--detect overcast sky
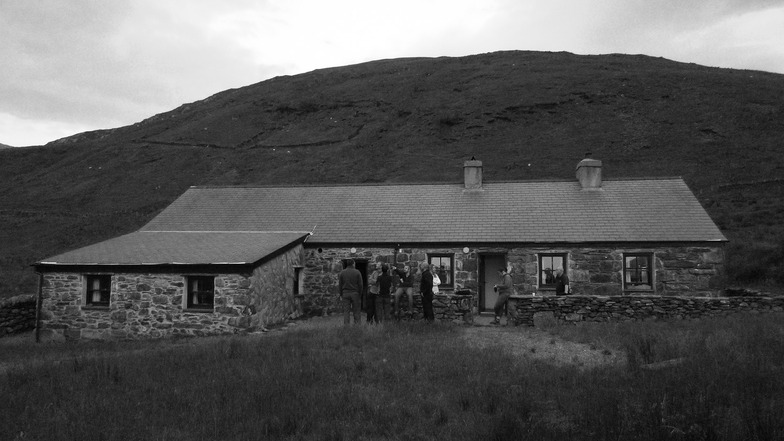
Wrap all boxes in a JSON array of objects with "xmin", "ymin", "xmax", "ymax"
[{"xmin": 2, "ymin": 0, "xmax": 783, "ymax": 147}]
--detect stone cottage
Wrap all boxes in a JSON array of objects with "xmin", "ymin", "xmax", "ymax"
[{"xmin": 35, "ymin": 156, "xmax": 727, "ymax": 339}]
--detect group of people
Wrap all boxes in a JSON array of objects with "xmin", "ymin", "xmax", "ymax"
[
  {"xmin": 338, "ymin": 259, "xmax": 570, "ymax": 326},
  {"xmin": 337, "ymin": 260, "xmax": 439, "ymax": 325}
]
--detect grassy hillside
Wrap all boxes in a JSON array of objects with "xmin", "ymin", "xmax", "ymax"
[{"xmin": 1, "ymin": 50, "xmax": 783, "ymax": 297}]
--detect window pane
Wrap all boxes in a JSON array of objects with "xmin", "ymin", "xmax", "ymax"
[
  {"xmin": 625, "ymin": 255, "xmax": 652, "ymax": 288},
  {"xmin": 188, "ymin": 276, "xmax": 214, "ymax": 308},
  {"xmin": 86, "ymin": 275, "xmax": 110, "ymax": 305},
  {"xmin": 539, "ymin": 254, "xmax": 565, "ymax": 286},
  {"xmin": 428, "ymin": 255, "xmax": 453, "ymax": 286}
]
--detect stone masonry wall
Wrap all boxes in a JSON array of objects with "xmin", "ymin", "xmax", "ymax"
[
  {"xmin": 508, "ymin": 294, "xmax": 784, "ymax": 326},
  {"xmin": 507, "ymin": 245, "xmax": 724, "ymax": 297},
  {"xmin": 302, "ymin": 244, "xmax": 725, "ymax": 317},
  {"xmin": 302, "ymin": 246, "xmax": 479, "ymax": 315},
  {"xmin": 38, "ymin": 246, "xmax": 303, "ymax": 340},
  {"xmin": 0, "ymin": 294, "xmax": 36, "ymax": 337},
  {"xmin": 39, "ymin": 272, "xmax": 253, "ymax": 340},
  {"xmin": 245, "ymin": 245, "xmax": 305, "ymax": 328}
]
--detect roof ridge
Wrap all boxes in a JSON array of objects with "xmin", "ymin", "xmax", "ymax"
[
  {"xmin": 187, "ymin": 176, "xmax": 684, "ymax": 190},
  {"xmin": 140, "ymin": 230, "xmax": 312, "ymax": 234}
]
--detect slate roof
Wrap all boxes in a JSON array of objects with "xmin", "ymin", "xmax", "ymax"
[
  {"xmin": 38, "ymin": 231, "xmax": 309, "ymax": 266},
  {"xmin": 139, "ymin": 178, "xmax": 726, "ymax": 244}
]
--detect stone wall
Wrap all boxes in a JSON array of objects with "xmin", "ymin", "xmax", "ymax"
[
  {"xmin": 302, "ymin": 246, "xmax": 480, "ymax": 315},
  {"xmin": 0, "ymin": 294, "xmax": 36, "ymax": 337},
  {"xmin": 507, "ymin": 245, "xmax": 724, "ymax": 297},
  {"xmin": 39, "ymin": 272, "xmax": 253, "ymax": 340},
  {"xmin": 508, "ymin": 294, "xmax": 784, "ymax": 326},
  {"xmin": 301, "ymin": 244, "xmax": 725, "ymax": 316},
  {"xmin": 246, "ymin": 245, "xmax": 305, "ymax": 328},
  {"xmin": 38, "ymin": 245, "xmax": 304, "ymax": 340}
]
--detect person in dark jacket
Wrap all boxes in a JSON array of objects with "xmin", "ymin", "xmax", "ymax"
[
  {"xmin": 366, "ymin": 263, "xmax": 381, "ymax": 324},
  {"xmin": 492, "ymin": 267, "xmax": 518, "ymax": 325},
  {"xmin": 376, "ymin": 265, "xmax": 393, "ymax": 322},
  {"xmin": 338, "ymin": 259, "xmax": 364, "ymax": 324},
  {"xmin": 418, "ymin": 262, "xmax": 435, "ymax": 322},
  {"xmin": 393, "ymin": 265, "xmax": 415, "ymax": 318}
]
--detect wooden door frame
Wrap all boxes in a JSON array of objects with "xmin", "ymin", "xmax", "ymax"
[{"xmin": 478, "ymin": 253, "xmax": 506, "ymax": 313}]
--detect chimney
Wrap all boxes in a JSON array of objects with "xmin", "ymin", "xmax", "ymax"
[
  {"xmin": 463, "ymin": 157, "xmax": 483, "ymax": 190},
  {"xmin": 576, "ymin": 153, "xmax": 602, "ymax": 189}
]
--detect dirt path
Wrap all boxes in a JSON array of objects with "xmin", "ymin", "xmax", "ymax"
[{"xmin": 459, "ymin": 324, "xmax": 625, "ymax": 369}]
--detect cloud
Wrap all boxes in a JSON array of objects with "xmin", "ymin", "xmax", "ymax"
[
  {"xmin": 1, "ymin": 0, "xmax": 783, "ymax": 146},
  {"xmin": 0, "ymin": 0, "xmax": 269, "ymax": 136},
  {"xmin": 0, "ymin": 112, "xmax": 94, "ymax": 147}
]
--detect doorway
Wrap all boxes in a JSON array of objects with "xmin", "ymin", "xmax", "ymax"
[{"xmin": 479, "ymin": 254, "xmax": 506, "ymax": 312}]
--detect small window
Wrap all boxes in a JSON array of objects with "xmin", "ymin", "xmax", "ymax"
[
  {"xmin": 539, "ymin": 254, "xmax": 567, "ymax": 288},
  {"xmin": 85, "ymin": 275, "xmax": 111, "ymax": 306},
  {"xmin": 624, "ymin": 254, "xmax": 653, "ymax": 290},
  {"xmin": 293, "ymin": 267, "xmax": 303, "ymax": 296},
  {"xmin": 186, "ymin": 276, "xmax": 215, "ymax": 310},
  {"xmin": 428, "ymin": 254, "xmax": 454, "ymax": 289}
]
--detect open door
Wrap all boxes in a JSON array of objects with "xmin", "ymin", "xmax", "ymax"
[{"xmin": 479, "ymin": 254, "xmax": 506, "ymax": 312}]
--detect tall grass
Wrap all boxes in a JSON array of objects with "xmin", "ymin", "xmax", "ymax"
[
  {"xmin": 548, "ymin": 313, "xmax": 784, "ymax": 440},
  {"xmin": 3, "ymin": 315, "xmax": 783, "ymax": 440}
]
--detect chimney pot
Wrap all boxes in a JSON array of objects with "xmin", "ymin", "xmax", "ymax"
[{"xmin": 576, "ymin": 156, "xmax": 602, "ymax": 189}]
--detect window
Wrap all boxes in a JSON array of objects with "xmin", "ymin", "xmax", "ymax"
[
  {"xmin": 624, "ymin": 254, "xmax": 653, "ymax": 290},
  {"xmin": 428, "ymin": 254, "xmax": 454, "ymax": 288},
  {"xmin": 186, "ymin": 276, "xmax": 215, "ymax": 310},
  {"xmin": 539, "ymin": 254, "xmax": 566, "ymax": 288},
  {"xmin": 85, "ymin": 275, "xmax": 111, "ymax": 306},
  {"xmin": 293, "ymin": 267, "xmax": 303, "ymax": 296}
]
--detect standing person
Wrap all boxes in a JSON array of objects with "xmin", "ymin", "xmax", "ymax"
[
  {"xmin": 430, "ymin": 264, "xmax": 441, "ymax": 294},
  {"xmin": 492, "ymin": 267, "xmax": 518, "ymax": 325},
  {"xmin": 419, "ymin": 262, "xmax": 435, "ymax": 322},
  {"xmin": 366, "ymin": 263, "xmax": 381, "ymax": 324},
  {"xmin": 555, "ymin": 267, "xmax": 570, "ymax": 295},
  {"xmin": 376, "ymin": 265, "xmax": 393, "ymax": 322},
  {"xmin": 338, "ymin": 259, "xmax": 364, "ymax": 325},
  {"xmin": 393, "ymin": 265, "xmax": 415, "ymax": 318}
]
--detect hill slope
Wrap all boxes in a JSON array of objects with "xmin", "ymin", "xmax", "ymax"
[{"xmin": 2, "ymin": 51, "xmax": 783, "ymax": 296}]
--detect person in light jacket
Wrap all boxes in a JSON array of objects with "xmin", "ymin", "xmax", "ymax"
[{"xmin": 555, "ymin": 267, "xmax": 570, "ymax": 295}]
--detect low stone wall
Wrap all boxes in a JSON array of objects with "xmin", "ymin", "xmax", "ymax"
[
  {"xmin": 509, "ymin": 294, "xmax": 784, "ymax": 326},
  {"xmin": 0, "ymin": 294, "xmax": 36, "ymax": 337},
  {"xmin": 396, "ymin": 293, "xmax": 473, "ymax": 321}
]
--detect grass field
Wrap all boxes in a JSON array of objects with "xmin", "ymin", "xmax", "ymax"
[{"xmin": 2, "ymin": 313, "xmax": 783, "ymax": 440}]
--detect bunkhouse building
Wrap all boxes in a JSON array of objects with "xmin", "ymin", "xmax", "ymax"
[{"xmin": 34, "ymin": 157, "xmax": 728, "ymax": 340}]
